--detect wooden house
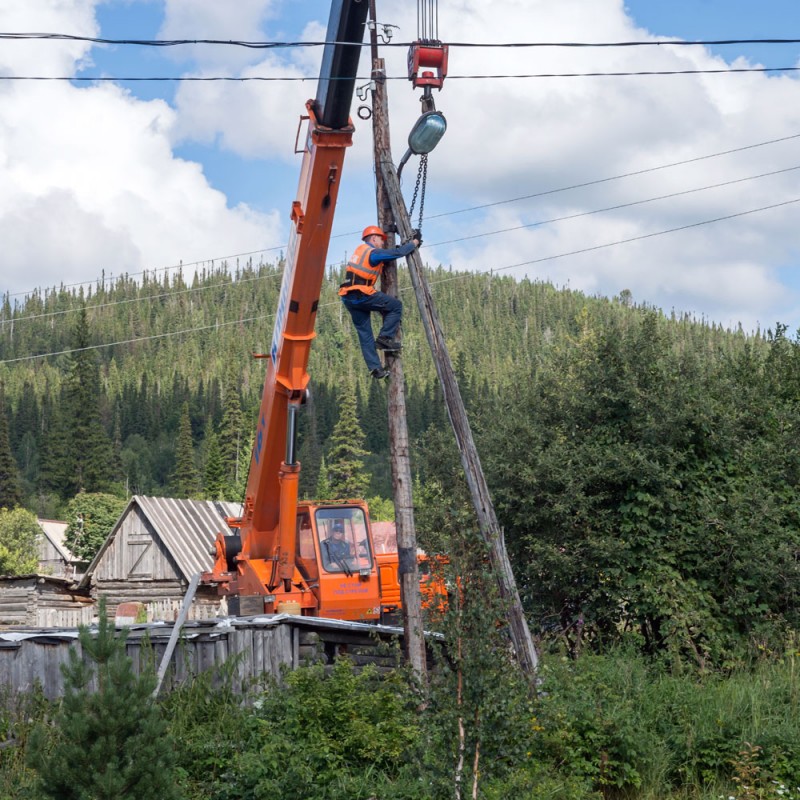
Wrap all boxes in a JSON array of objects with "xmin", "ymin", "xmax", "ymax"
[
  {"xmin": 36, "ymin": 519, "xmax": 85, "ymax": 580},
  {"xmin": 79, "ymin": 496, "xmax": 241, "ymax": 621}
]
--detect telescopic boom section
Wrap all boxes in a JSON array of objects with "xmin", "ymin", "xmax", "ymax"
[{"xmin": 232, "ymin": 0, "xmax": 368, "ymax": 597}]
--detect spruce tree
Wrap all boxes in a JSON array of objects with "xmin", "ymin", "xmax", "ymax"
[
  {"xmin": 11, "ymin": 380, "xmax": 38, "ymax": 456},
  {"xmin": 218, "ymin": 368, "xmax": 244, "ymax": 495},
  {"xmin": 297, "ymin": 396, "xmax": 323, "ymax": 499},
  {"xmin": 326, "ymin": 388, "xmax": 370, "ymax": 500},
  {"xmin": 315, "ymin": 455, "xmax": 332, "ymax": 500},
  {"xmin": 0, "ymin": 385, "xmax": 23, "ymax": 509},
  {"xmin": 38, "ymin": 392, "xmax": 72, "ymax": 498},
  {"xmin": 170, "ymin": 401, "xmax": 199, "ymax": 497},
  {"xmin": 203, "ymin": 424, "xmax": 226, "ymax": 499},
  {"xmin": 363, "ymin": 377, "xmax": 389, "ymax": 453},
  {"xmin": 64, "ymin": 308, "xmax": 114, "ymax": 494},
  {"xmin": 28, "ymin": 598, "xmax": 180, "ymax": 800}
]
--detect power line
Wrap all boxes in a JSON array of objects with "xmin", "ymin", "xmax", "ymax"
[
  {"xmin": 12, "ymin": 162, "xmax": 794, "ymax": 324},
  {"xmin": 3, "ymin": 196, "xmax": 796, "ymax": 365},
  {"xmin": 428, "ymin": 197, "xmax": 800, "ymax": 284},
  {"xmin": 3, "ymin": 33, "xmax": 800, "ymax": 48},
  {"xmin": 3, "ymin": 65, "xmax": 800, "ymax": 81},
  {"xmin": 8, "ymin": 246, "xmax": 285, "ymax": 299},
  {"xmin": 427, "ymin": 164, "xmax": 800, "ymax": 248},
  {"xmin": 426, "ymin": 132, "xmax": 800, "ymax": 220},
  {"xmin": 0, "ymin": 312, "xmax": 275, "ymax": 365},
  {"xmin": 7, "ymin": 270, "xmax": 285, "ymax": 324},
  {"xmin": 7, "ymin": 131, "xmax": 800, "ymax": 303}
]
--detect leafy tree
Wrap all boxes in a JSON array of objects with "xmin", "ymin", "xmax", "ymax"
[
  {"xmin": 366, "ymin": 495, "xmax": 394, "ymax": 522},
  {"xmin": 27, "ymin": 598, "xmax": 181, "ymax": 800},
  {"xmin": 170, "ymin": 402, "xmax": 199, "ymax": 497},
  {"xmin": 64, "ymin": 492, "xmax": 127, "ymax": 562},
  {"xmin": 325, "ymin": 387, "xmax": 370, "ymax": 500},
  {"xmin": 0, "ymin": 384, "xmax": 22, "ymax": 510},
  {"xmin": 0, "ymin": 507, "xmax": 40, "ymax": 575}
]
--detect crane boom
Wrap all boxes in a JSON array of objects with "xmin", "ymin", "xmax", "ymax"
[{"xmin": 205, "ymin": 0, "xmax": 370, "ymax": 611}]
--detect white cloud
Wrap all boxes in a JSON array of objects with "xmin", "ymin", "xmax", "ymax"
[
  {"xmin": 369, "ymin": 0, "xmax": 800, "ymax": 331},
  {"xmin": 168, "ymin": 18, "xmax": 328, "ymax": 160},
  {"xmin": 0, "ymin": 0, "xmax": 97, "ymax": 75},
  {"xmin": 158, "ymin": 0, "xmax": 279, "ymax": 70},
  {"xmin": 3, "ymin": 0, "xmax": 800, "ymax": 332},
  {"xmin": 0, "ymin": 1, "xmax": 280, "ymax": 298}
]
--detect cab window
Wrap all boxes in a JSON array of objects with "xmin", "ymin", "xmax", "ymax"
[{"xmin": 316, "ymin": 508, "xmax": 373, "ymax": 574}]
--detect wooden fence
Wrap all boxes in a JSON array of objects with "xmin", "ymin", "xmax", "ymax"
[{"xmin": 0, "ymin": 615, "xmax": 410, "ymax": 700}]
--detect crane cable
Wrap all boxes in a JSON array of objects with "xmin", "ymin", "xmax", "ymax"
[{"xmin": 417, "ymin": 0, "xmax": 439, "ymax": 42}]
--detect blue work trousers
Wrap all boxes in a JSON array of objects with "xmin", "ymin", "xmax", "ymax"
[{"xmin": 341, "ymin": 290, "xmax": 402, "ymax": 372}]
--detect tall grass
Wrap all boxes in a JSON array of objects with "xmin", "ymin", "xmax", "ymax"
[
  {"xmin": 534, "ymin": 646, "xmax": 800, "ymax": 798},
  {"xmin": 0, "ymin": 647, "xmax": 797, "ymax": 798}
]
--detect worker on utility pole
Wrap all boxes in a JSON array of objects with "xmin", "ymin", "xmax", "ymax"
[{"xmin": 338, "ymin": 225, "xmax": 421, "ymax": 379}]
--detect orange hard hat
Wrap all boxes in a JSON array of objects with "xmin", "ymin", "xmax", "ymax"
[{"xmin": 362, "ymin": 225, "xmax": 387, "ymax": 241}]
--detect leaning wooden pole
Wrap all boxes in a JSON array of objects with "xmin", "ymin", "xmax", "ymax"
[
  {"xmin": 368, "ymin": 7, "xmax": 427, "ymax": 682},
  {"xmin": 379, "ymin": 158, "xmax": 540, "ymax": 681}
]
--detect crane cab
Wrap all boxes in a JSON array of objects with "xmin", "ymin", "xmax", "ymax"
[
  {"xmin": 206, "ymin": 501, "xmax": 385, "ymax": 621},
  {"xmin": 295, "ymin": 502, "xmax": 383, "ymax": 621}
]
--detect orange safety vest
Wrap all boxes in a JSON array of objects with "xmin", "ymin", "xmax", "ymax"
[{"xmin": 338, "ymin": 243, "xmax": 385, "ymax": 296}]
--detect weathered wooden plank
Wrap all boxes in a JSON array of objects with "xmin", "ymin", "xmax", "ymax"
[
  {"xmin": 253, "ymin": 628, "xmax": 264, "ymax": 679},
  {"xmin": 0, "ymin": 618, "xmax": 434, "ymax": 699}
]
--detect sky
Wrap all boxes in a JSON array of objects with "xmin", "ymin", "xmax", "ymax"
[{"xmin": 1, "ymin": 0, "xmax": 800, "ymax": 334}]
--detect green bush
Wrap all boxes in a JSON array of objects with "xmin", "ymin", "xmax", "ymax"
[{"xmin": 207, "ymin": 660, "xmax": 421, "ymax": 800}]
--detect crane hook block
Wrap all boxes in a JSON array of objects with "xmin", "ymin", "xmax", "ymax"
[{"xmin": 408, "ymin": 40, "xmax": 449, "ymax": 90}]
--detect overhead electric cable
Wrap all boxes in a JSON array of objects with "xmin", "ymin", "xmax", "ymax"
[
  {"xmin": 426, "ymin": 164, "xmax": 800, "ymax": 248},
  {"xmin": 428, "ymin": 197, "xmax": 800, "ymax": 285},
  {"xmin": 3, "ymin": 65, "xmax": 800, "ymax": 81},
  {"xmin": 0, "ymin": 312, "xmax": 276, "ymax": 365},
  {"xmin": 7, "ymin": 270, "xmax": 285, "ymax": 324},
  {"xmin": 8, "ymin": 244, "xmax": 286, "ymax": 299},
  {"xmin": 3, "ymin": 32, "xmax": 800, "ymax": 48},
  {"xmin": 425, "ymin": 132, "xmax": 800, "ymax": 220},
  {"xmin": 3, "ymin": 196, "xmax": 797, "ymax": 365},
  {"xmin": 6, "ymin": 131, "xmax": 800, "ymax": 302}
]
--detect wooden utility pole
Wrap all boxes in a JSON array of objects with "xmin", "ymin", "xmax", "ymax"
[
  {"xmin": 378, "ymin": 158, "xmax": 540, "ymax": 682},
  {"xmin": 368, "ymin": 1, "xmax": 427, "ymax": 681}
]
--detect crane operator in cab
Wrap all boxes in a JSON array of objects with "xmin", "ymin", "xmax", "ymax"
[{"xmin": 338, "ymin": 226, "xmax": 421, "ymax": 380}]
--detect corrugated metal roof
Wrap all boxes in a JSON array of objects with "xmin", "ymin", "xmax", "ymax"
[{"xmin": 80, "ymin": 496, "xmax": 241, "ymax": 587}]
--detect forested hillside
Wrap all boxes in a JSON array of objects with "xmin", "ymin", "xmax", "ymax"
[
  {"xmin": 3, "ymin": 258, "xmax": 800, "ymax": 665},
  {"xmin": 0, "ymin": 258, "xmax": 754, "ymax": 506},
  {"xmin": 4, "ymin": 260, "xmax": 800, "ymax": 795}
]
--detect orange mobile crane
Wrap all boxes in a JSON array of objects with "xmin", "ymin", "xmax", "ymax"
[{"xmin": 203, "ymin": 0, "xmax": 396, "ymax": 622}]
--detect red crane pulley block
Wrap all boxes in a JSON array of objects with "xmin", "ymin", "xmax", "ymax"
[{"xmin": 407, "ymin": 40, "xmax": 449, "ymax": 90}]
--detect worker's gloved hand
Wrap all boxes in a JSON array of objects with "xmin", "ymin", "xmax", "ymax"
[{"xmin": 410, "ymin": 229, "xmax": 422, "ymax": 246}]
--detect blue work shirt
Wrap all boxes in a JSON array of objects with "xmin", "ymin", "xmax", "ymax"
[{"xmin": 368, "ymin": 241, "xmax": 417, "ymax": 266}]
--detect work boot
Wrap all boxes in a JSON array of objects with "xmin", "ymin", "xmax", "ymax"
[
  {"xmin": 375, "ymin": 335, "xmax": 402, "ymax": 353},
  {"xmin": 371, "ymin": 367, "xmax": 390, "ymax": 380}
]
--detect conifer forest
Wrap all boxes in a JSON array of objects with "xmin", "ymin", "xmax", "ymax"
[{"xmin": 2, "ymin": 260, "xmax": 800, "ymax": 797}]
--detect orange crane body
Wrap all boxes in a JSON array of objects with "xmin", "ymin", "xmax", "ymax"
[
  {"xmin": 203, "ymin": 0, "xmax": 449, "ymax": 624},
  {"xmin": 203, "ymin": 0, "xmax": 396, "ymax": 622}
]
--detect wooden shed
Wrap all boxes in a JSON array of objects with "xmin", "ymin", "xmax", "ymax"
[
  {"xmin": 0, "ymin": 575, "xmax": 93, "ymax": 628},
  {"xmin": 79, "ymin": 496, "xmax": 241, "ymax": 621}
]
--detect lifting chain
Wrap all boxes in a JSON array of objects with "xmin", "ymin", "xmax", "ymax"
[{"xmin": 407, "ymin": 153, "xmax": 428, "ymax": 235}]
